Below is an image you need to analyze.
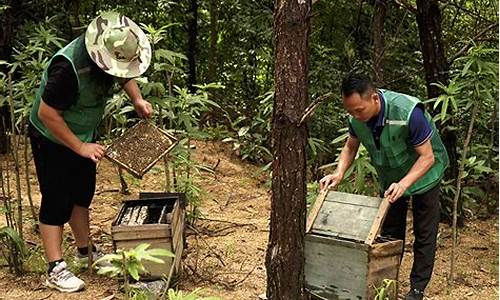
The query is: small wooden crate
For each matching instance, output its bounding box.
[305,191,403,300]
[111,192,185,281]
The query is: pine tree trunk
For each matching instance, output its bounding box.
[187,0,198,93]
[265,0,311,299]
[416,0,461,225]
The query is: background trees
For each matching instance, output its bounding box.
[0,0,497,296]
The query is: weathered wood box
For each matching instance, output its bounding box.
[111,192,185,281]
[305,191,403,300]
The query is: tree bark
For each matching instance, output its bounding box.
[415,0,461,225]
[371,0,387,85]
[187,0,198,93]
[265,0,310,299]
[208,0,218,83]
[415,0,448,99]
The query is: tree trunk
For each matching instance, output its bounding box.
[415,0,449,98]
[187,0,198,93]
[265,0,310,299]
[371,0,387,85]
[415,0,461,225]
[208,0,218,83]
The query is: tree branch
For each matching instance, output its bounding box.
[449,23,498,63]
[392,0,416,14]
[298,93,334,126]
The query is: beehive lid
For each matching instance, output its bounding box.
[105,120,178,178]
[309,191,388,243]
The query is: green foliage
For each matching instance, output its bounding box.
[0,20,65,127]
[165,288,221,300]
[222,90,273,163]
[0,226,26,274]
[431,44,499,214]
[94,243,174,281]
[373,279,397,300]
[320,128,379,196]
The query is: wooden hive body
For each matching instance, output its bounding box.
[111,192,185,282]
[305,191,403,300]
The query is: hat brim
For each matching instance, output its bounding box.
[85,11,152,78]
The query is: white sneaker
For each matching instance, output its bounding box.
[45,261,85,293]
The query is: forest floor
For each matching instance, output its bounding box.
[0,140,498,300]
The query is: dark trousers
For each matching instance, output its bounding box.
[381,184,441,291]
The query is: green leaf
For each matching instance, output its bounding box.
[331,132,349,145]
[128,265,140,281]
[147,248,175,257]
[238,126,250,137]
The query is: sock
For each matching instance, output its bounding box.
[77,244,97,256]
[48,259,64,274]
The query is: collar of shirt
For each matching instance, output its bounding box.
[366,90,385,131]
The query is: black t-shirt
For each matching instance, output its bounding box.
[41,55,131,111]
[42,56,79,110]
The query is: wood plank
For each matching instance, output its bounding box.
[305,234,368,299]
[311,199,380,242]
[306,190,327,233]
[112,224,171,240]
[370,239,403,258]
[364,198,391,245]
[366,240,403,300]
[325,191,381,208]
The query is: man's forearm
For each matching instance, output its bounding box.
[122,79,142,103]
[336,146,356,175]
[38,102,83,154]
[399,153,435,189]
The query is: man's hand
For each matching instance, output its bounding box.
[319,172,343,192]
[78,143,106,163]
[133,99,153,118]
[384,182,408,203]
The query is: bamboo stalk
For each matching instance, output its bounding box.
[87,238,93,275]
[164,156,171,192]
[448,100,480,286]
[117,166,129,195]
[23,123,37,229]
[122,252,129,300]
[0,159,12,228]
[7,73,23,239]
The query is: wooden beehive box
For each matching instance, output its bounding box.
[111,192,185,281]
[305,191,403,300]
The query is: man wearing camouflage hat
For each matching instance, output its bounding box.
[29,12,152,292]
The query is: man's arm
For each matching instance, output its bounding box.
[319,135,360,191]
[122,79,152,118]
[38,100,105,162]
[384,139,435,202]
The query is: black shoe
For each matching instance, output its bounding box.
[405,288,424,300]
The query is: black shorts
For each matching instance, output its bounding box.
[29,124,96,225]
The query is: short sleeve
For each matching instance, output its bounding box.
[41,56,78,110]
[409,105,433,146]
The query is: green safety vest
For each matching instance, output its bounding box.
[30,36,114,144]
[349,89,449,195]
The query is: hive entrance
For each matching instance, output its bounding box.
[117,201,175,225]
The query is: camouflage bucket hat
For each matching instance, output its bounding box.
[85,11,152,78]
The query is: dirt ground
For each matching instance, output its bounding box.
[0,140,498,300]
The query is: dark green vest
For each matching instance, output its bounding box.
[30,36,114,143]
[350,89,449,195]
